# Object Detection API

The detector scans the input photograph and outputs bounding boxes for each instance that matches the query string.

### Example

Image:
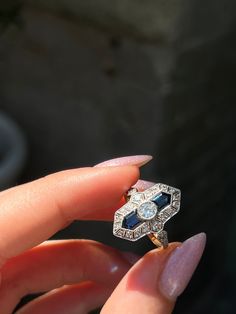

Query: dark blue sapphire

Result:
[152,192,171,209]
[122,211,141,230]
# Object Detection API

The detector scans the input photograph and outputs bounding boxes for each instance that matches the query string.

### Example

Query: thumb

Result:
[101,233,206,314]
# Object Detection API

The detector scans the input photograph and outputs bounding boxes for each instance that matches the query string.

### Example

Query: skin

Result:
[0,166,178,314]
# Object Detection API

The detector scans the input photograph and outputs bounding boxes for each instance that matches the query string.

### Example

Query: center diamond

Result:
[137,201,158,220]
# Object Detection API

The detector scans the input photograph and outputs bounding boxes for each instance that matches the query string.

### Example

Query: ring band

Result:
[113,184,181,249]
[148,231,168,249]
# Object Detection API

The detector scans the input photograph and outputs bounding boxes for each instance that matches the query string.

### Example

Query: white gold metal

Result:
[113,183,181,248]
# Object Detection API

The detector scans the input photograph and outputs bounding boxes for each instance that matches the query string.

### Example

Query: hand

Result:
[0,155,206,314]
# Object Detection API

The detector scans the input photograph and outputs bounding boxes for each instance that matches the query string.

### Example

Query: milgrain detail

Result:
[113,183,181,243]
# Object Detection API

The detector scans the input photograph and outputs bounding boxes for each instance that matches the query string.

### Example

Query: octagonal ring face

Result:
[113,183,181,242]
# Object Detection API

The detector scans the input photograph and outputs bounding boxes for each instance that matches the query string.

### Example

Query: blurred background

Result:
[0,0,236,313]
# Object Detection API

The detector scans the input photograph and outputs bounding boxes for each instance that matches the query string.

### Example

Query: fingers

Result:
[0,166,139,261]
[0,240,134,313]
[101,244,177,314]
[17,282,110,314]
[102,233,206,314]
[95,155,155,191]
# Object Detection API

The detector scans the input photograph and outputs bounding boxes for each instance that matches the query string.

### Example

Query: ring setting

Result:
[113,183,181,248]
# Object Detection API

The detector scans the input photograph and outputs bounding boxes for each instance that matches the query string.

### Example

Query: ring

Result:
[113,183,181,249]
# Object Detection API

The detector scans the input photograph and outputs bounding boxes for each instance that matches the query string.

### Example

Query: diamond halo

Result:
[113,183,181,242]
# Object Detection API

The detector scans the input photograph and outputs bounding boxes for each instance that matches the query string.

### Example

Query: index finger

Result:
[0,166,139,262]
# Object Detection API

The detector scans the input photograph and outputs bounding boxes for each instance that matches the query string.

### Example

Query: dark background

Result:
[1,0,236,313]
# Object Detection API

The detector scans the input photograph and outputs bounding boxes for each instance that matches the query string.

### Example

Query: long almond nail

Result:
[95,155,153,168]
[159,233,206,300]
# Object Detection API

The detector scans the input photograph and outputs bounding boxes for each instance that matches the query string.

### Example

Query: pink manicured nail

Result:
[159,233,206,300]
[133,179,155,191]
[95,155,153,168]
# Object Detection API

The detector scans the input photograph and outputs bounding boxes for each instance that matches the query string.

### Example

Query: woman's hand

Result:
[0,156,206,314]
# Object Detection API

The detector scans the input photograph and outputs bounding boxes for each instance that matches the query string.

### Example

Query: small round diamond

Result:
[137,201,158,220]
[131,193,144,203]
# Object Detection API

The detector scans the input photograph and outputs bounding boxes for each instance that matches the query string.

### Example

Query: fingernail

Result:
[133,179,155,191]
[159,233,206,300]
[95,155,153,168]
[121,251,141,265]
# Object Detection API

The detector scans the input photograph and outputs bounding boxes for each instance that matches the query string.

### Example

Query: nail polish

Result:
[95,155,153,168]
[132,179,155,191]
[159,233,206,300]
